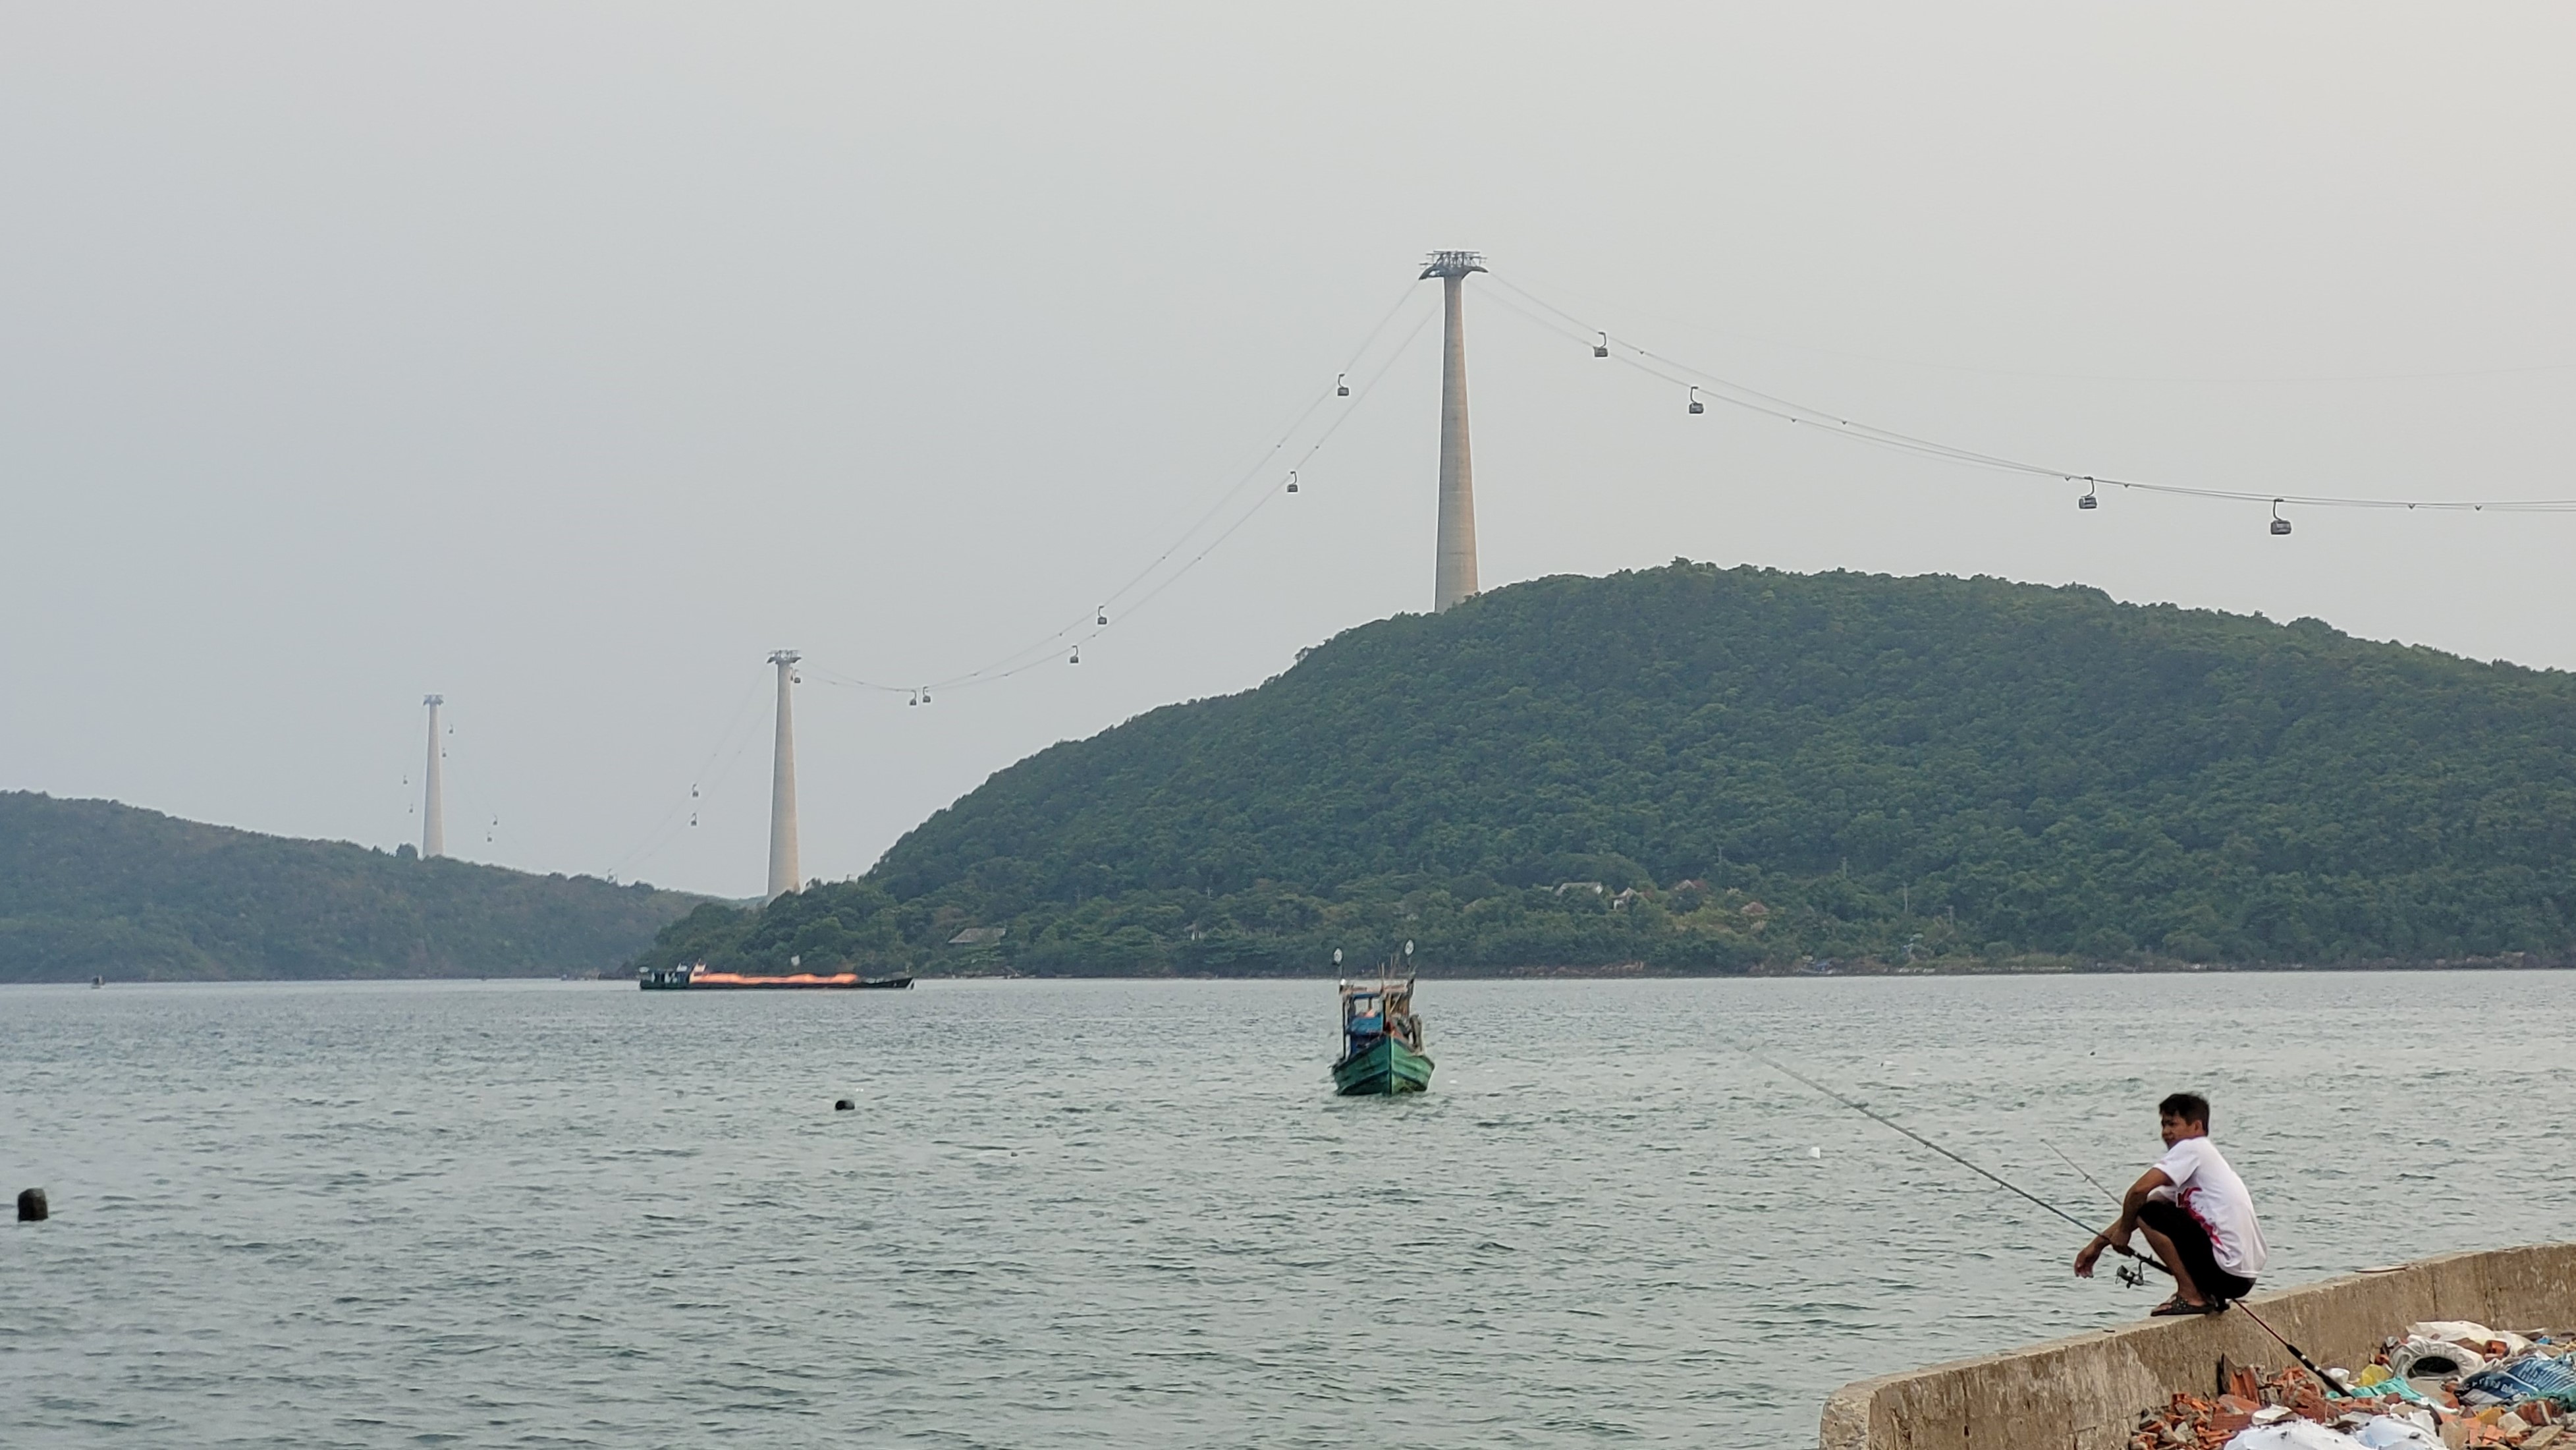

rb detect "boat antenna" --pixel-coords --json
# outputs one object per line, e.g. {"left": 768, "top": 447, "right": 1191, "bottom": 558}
{"left": 1747, "top": 1046, "right": 2344, "bottom": 1398}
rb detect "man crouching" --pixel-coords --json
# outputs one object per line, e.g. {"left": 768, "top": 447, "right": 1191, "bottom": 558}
{"left": 2073, "top": 1092, "right": 2269, "bottom": 1316}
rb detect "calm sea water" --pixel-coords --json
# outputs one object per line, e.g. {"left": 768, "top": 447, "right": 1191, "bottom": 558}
{"left": 3, "top": 974, "right": 2569, "bottom": 1447}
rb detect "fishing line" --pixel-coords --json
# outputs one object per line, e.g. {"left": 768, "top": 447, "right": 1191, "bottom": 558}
{"left": 2046, "top": 1139, "right": 2122, "bottom": 1206}
{"left": 1741, "top": 1047, "right": 2116, "bottom": 1242}
{"left": 2049, "top": 1133, "right": 2347, "bottom": 1397}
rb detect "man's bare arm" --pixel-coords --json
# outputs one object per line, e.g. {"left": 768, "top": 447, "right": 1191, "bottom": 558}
{"left": 2106, "top": 1168, "right": 2174, "bottom": 1245}
{"left": 2074, "top": 1168, "right": 2172, "bottom": 1276}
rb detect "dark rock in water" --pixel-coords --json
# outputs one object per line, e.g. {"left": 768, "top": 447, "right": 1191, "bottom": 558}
{"left": 16, "top": 1187, "right": 46, "bottom": 1221}
{"left": 834, "top": 1099, "right": 854, "bottom": 1111}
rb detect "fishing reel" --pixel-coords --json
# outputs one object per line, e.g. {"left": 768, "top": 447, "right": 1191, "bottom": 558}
{"left": 2116, "top": 1258, "right": 2151, "bottom": 1289}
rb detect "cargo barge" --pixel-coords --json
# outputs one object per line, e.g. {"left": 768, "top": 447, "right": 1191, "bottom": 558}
{"left": 640, "top": 964, "right": 913, "bottom": 991}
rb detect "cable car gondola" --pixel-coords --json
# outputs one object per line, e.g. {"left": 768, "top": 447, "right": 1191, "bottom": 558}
{"left": 2270, "top": 499, "right": 2293, "bottom": 536}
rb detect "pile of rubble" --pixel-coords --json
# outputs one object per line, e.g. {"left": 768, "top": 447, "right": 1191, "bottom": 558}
{"left": 2131, "top": 1321, "right": 2576, "bottom": 1450}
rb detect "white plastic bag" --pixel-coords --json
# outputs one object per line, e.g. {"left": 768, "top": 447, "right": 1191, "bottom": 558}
{"left": 2407, "top": 1321, "right": 2530, "bottom": 1355}
{"left": 2349, "top": 1414, "right": 2445, "bottom": 1450}
{"left": 2224, "top": 1421, "right": 2372, "bottom": 1450}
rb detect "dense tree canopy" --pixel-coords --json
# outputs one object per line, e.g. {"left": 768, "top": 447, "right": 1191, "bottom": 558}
{"left": 0, "top": 792, "right": 701, "bottom": 982}
{"left": 639, "top": 563, "right": 2576, "bottom": 976}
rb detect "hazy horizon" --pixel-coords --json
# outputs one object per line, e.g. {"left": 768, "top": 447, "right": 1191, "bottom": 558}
{"left": 9, "top": 4, "right": 2576, "bottom": 897}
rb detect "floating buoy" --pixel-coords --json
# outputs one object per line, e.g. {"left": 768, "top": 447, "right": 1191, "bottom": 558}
{"left": 834, "top": 1099, "right": 855, "bottom": 1112}
{"left": 16, "top": 1187, "right": 46, "bottom": 1221}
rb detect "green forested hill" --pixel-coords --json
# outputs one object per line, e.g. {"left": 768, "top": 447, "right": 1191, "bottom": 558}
{"left": 0, "top": 792, "right": 701, "bottom": 982}
{"left": 639, "top": 563, "right": 2576, "bottom": 976}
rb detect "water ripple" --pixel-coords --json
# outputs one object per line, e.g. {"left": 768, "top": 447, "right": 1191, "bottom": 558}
{"left": 2, "top": 974, "right": 2569, "bottom": 1446}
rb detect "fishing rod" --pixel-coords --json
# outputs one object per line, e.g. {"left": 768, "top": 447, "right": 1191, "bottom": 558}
{"left": 1742, "top": 1047, "right": 2345, "bottom": 1397}
{"left": 2043, "top": 1132, "right": 2347, "bottom": 1399}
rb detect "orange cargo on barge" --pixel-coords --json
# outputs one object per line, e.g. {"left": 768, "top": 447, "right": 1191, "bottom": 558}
{"left": 639, "top": 964, "right": 914, "bottom": 991}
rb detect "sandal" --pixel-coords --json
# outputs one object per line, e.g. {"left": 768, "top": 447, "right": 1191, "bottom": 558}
{"left": 2151, "top": 1297, "right": 2220, "bottom": 1317}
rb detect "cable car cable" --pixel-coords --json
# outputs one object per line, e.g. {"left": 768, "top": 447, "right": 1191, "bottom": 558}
{"left": 808, "top": 295, "right": 1436, "bottom": 696}
{"left": 608, "top": 667, "right": 771, "bottom": 879}
{"left": 1482, "top": 271, "right": 2576, "bottom": 514}
{"left": 1489, "top": 267, "right": 2576, "bottom": 385}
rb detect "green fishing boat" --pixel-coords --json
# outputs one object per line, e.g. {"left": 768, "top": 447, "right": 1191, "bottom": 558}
{"left": 1332, "top": 947, "right": 1433, "bottom": 1096}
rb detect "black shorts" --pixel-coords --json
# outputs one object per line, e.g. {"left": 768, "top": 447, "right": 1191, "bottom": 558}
{"left": 2138, "top": 1200, "right": 2256, "bottom": 1302}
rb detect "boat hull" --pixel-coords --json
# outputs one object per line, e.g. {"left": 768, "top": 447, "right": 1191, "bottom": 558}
{"left": 1331, "top": 1036, "right": 1433, "bottom": 1096}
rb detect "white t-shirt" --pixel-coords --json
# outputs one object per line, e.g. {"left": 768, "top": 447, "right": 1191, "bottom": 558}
{"left": 2147, "top": 1135, "right": 2268, "bottom": 1279}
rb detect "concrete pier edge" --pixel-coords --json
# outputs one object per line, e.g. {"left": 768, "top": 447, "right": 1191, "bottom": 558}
{"left": 1820, "top": 1242, "right": 2576, "bottom": 1450}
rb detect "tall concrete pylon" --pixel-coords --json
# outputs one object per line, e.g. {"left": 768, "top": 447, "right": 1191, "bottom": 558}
{"left": 420, "top": 695, "right": 446, "bottom": 858}
{"left": 765, "top": 651, "right": 802, "bottom": 899}
{"left": 1422, "top": 250, "right": 1485, "bottom": 612}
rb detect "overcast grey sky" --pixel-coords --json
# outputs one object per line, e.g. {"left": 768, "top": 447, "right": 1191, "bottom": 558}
{"left": 7, "top": 3, "right": 2575, "bottom": 898}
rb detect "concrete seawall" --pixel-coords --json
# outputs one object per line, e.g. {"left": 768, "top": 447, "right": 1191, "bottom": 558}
{"left": 1820, "top": 1243, "right": 2576, "bottom": 1450}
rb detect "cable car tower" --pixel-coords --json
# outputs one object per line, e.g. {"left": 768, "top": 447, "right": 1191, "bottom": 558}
{"left": 1421, "top": 250, "right": 1484, "bottom": 612}
{"left": 765, "top": 650, "right": 802, "bottom": 899}
{"left": 420, "top": 694, "right": 446, "bottom": 859}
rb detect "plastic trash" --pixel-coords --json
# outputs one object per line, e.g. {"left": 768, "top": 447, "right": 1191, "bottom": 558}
{"left": 2389, "top": 1335, "right": 2487, "bottom": 1379}
{"left": 2456, "top": 1352, "right": 2576, "bottom": 1410}
{"left": 2224, "top": 1421, "right": 2372, "bottom": 1450}
{"left": 2351, "top": 1360, "right": 2438, "bottom": 1401}
{"left": 2410, "top": 1321, "right": 2532, "bottom": 1356}
{"left": 2349, "top": 1415, "right": 2444, "bottom": 1450}
{"left": 2411, "top": 1320, "right": 2499, "bottom": 1344}
{"left": 2367, "top": 1376, "right": 2436, "bottom": 1405}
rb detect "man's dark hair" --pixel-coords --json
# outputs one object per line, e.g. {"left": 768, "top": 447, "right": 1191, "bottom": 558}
{"left": 2159, "top": 1092, "right": 2211, "bottom": 1127}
